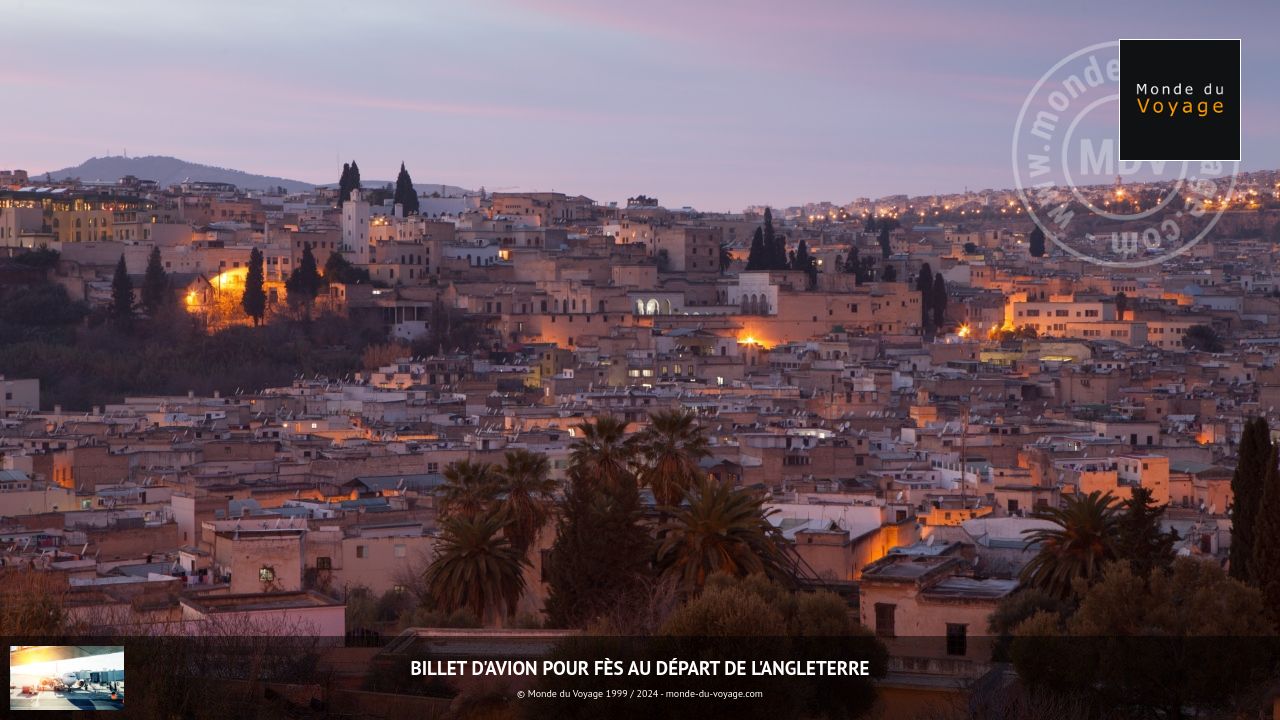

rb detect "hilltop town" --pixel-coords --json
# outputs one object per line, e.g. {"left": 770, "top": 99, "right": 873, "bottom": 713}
{"left": 3, "top": 162, "right": 1280, "bottom": 714}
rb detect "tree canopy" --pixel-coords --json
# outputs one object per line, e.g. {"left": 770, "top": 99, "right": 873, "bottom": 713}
{"left": 393, "top": 162, "right": 420, "bottom": 215}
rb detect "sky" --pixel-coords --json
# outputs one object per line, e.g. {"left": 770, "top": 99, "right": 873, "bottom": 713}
{"left": 3, "top": 0, "right": 1277, "bottom": 211}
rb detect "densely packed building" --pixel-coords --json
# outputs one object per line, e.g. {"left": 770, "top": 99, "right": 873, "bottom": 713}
{"left": 3, "top": 168, "right": 1280, "bottom": 685}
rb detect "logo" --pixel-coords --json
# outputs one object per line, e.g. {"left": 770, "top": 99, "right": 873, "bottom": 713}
{"left": 1012, "top": 41, "right": 1240, "bottom": 267}
{"left": 1119, "top": 39, "right": 1241, "bottom": 162}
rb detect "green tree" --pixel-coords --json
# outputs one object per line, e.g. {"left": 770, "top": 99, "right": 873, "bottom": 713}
{"left": 323, "top": 250, "right": 371, "bottom": 285}
{"left": 963, "top": 241, "right": 978, "bottom": 254}
{"left": 878, "top": 224, "right": 891, "bottom": 259}
{"left": 109, "top": 254, "right": 133, "bottom": 322}
{"left": 338, "top": 160, "right": 362, "bottom": 203}
{"left": 285, "top": 242, "right": 323, "bottom": 306}
{"left": 544, "top": 471, "right": 653, "bottom": 628}
{"left": 1029, "top": 225, "right": 1046, "bottom": 257}
{"left": 241, "top": 247, "right": 266, "bottom": 326}
{"left": 1011, "top": 560, "right": 1276, "bottom": 719}
{"left": 1252, "top": 443, "right": 1280, "bottom": 617}
{"left": 1020, "top": 491, "right": 1120, "bottom": 599}
{"left": 763, "top": 207, "right": 785, "bottom": 270}
{"left": 424, "top": 510, "right": 528, "bottom": 622}
{"left": 1114, "top": 486, "right": 1177, "bottom": 578}
{"left": 916, "top": 263, "right": 934, "bottom": 330}
{"left": 12, "top": 245, "right": 59, "bottom": 269}
{"left": 438, "top": 459, "right": 500, "bottom": 520}
{"left": 141, "top": 246, "right": 169, "bottom": 314}
{"left": 745, "top": 227, "right": 766, "bottom": 271}
{"left": 495, "top": 448, "right": 557, "bottom": 554}
{"left": 567, "top": 416, "right": 637, "bottom": 496}
{"left": 881, "top": 263, "right": 897, "bottom": 282}
{"left": 656, "top": 478, "right": 790, "bottom": 594}
{"left": 393, "top": 162, "right": 420, "bottom": 215}
{"left": 1183, "top": 324, "right": 1224, "bottom": 352}
{"left": 635, "top": 409, "right": 709, "bottom": 508}
{"left": 987, "top": 587, "right": 1071, "bottom": 662}
{"left": 931, "top": 273, "right": 948, "bottom": 328}
{"left": 1231, "top": 416, "right": 1271, "bottom": 582}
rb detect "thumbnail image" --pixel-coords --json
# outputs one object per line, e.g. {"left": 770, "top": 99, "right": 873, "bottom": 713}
{"left": 9, "top": 646, "right": 124, "bottom": 712}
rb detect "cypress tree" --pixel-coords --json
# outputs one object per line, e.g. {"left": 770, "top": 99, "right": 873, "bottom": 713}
{"left": 882, "top": 263, "right": 898, "bottom": 282}
{"left": 141, "top": 245, "right": 169, "bottom": 314}
{"left": 917, "top": 263, "right": 934, "bottom": 330}
{"left": 763, "top": 208, "right": 784, "bottom": 270}
{"left": 1254, "top": 444, "right": 1280, "bottom": 617}
{"left": 242, "top": 247, "right": 266, "bottom": 326}
{"left": 878, "top": 225, "right": 891, "bottom": 259}
{"left": 338, "top": 162, "right": 352, "bottom": 203}
{"left": 774, "top": 235, "right": 790, "bottom": 270}
{"left": 1029, "top": 225, "right": 1046, "bottom": 257}
{"left": 349, "top": 160, "right": 361, "bottom": 195}
{"left": 394, "top": 162, "right": 420, "bottom": 215}
{"left": 791, "top": 239, "right": 809, "bottom": 271}
{"left": 285, "top": 242, "right": 323, "bottom": 306}
{"left": 109, "top": 254, "right": 133, "bottom": 321}
{"left": 931, "top": 274, "right": 948, "bottom": 327}
{"left": 746, "top": 227, "right": 765, "bottom": 271}
{"left": 1231, "top": 417, "right": 1272, "bottom": 582}
{"left": 916, "top": 263, "right": 933, "bottom": 292}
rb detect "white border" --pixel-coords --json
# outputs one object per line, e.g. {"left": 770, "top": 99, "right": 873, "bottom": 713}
{"left": 1117, "top": 38, "right": 1242, "bottom": 162}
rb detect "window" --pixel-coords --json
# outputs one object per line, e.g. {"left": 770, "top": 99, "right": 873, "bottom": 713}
{"left": 874, "top": 603, "right": 896, "bottom": 638}
{"left": 946, "top": 623, "right": 968, "bottom": 656}
{"left": 356, "top": 545, "right": 366, "bottom": 559}
{"left": 316, "top": 556, "right": 331, "bottom": 570}
{"left": 259, "top": 566, "right": 275, "bottom": 583}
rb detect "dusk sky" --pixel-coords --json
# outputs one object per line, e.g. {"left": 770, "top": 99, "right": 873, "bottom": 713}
{"left": 5, "top": 0, "right": 1277, "bottom": 210}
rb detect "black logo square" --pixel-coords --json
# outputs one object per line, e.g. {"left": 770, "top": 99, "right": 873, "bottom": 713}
{"left": 1119, "top": 39, "right": 1240, "bottom": 161}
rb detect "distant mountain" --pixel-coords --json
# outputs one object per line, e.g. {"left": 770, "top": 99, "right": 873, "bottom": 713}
{"left": 42, "top": 155, "right": 474, "bottom": 197}
{"left": 43, "top": 155, "right": 316, "bottom": 193}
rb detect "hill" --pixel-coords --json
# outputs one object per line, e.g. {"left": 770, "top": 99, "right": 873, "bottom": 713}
{"left": 43, "top": 155, "right": 315, "bottom": 192}
{"left": 42, "top": 155, "right": 473, "bottom": 196}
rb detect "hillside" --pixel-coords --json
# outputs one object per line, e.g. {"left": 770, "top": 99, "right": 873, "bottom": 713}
{"left": 42, "top": 156, "right": 473, "bottom": 196}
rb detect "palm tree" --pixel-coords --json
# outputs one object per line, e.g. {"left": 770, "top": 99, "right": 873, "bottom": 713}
{"left": 425, "top": 510, "right": 528, "bottom": 622}
{"left": 636, "top": 409, "right": 710, "bottom": 507}
{"left": 495, "top": 448, "right": 557, "bottom": 554}
{"left": 656, "top": 477, "right": 789, "bottom": 593}
{"left": 438, "top": 460, "right": 499, "bottom": 519}
{"left": 1020, "top": 490, "right": 1121, "bottom": 599}
{"left": 568, "top": 416, "right": 637, "bottom": 496}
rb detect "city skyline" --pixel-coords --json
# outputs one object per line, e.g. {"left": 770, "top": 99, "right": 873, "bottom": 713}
{"left": 7, "top": 0, "right": 1278, "bottom": 211}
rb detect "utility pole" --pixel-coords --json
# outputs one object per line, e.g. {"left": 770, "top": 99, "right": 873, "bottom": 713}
{"left": 960, "top": 406, "right": 969, "bottom": 509}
